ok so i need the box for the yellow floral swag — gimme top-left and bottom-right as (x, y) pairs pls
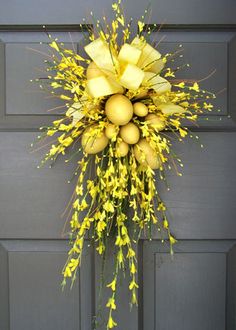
(32, 1), (215, 328)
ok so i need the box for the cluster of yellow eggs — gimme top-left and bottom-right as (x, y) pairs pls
(82, 93), (165, 169)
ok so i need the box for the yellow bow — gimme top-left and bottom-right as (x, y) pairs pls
(84, 37), (171, 98)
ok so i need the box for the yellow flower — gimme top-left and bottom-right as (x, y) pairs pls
(106, 297), (116, 310)
(157, 202), (166, 211)
(70, 212), (79, 229)
(127, 248), (136, 258)
(103, 200), (115, 213)
(107, 279), (117, 291)
(179, 128), (188, 138)
(130, 185), (137, 195)
(97, 220), (106, 232)
(60, 95), (71, 100)
(115, 235), (122, 246)
(192, 102), (200, 109)
(163, 219), (169, 229)
(117, 16), (125, 26)
(112, 3), (118, 10)
(47, 130), (56, 136)
(59, 124), (72, 132)
(117, 250), (124, 264)
(151, 214), (158, 224)
(58, 134), (74, 147)
(51, 81), (61, 88)
(124, 235), (131, 245)
(53, 119), (64, 126)
(77, 199), (88, 211)
(121, 226), (127, 236)
(63, 266), (72, 278)
(49, 41), (60, 52)
(164, 68), (175, 77)
(130, 262), (136, 274)
(107, 316), (117, 329)
(76, 185), (83, 196)
(175, 82), (185, 88)
(49, 145), (59, 156)
(129, 280), (139, 290)
(203, 102), (213, 110)
(132, 291), (138, 305)
(189, 82), (200, 92)
(96, 243), (105, 255)
(68, 258), (79, 272)
(169, 235), (177, 245)
(138, 21), (145, 33)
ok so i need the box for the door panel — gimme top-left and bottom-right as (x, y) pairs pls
(154, 132), (236, 239)
(6, 42), (67, 115)
(0, 0), (236, 329)
(227, 245), (236, 329)
(0, 241), (92, 330)
(0, 132), (236, 239)
(0, 30), (88, 129)
(156, 32), (230, 116)
(143, 241), (236, 330)
(0, 0), (236, 25)
(0, 132), (77, 238)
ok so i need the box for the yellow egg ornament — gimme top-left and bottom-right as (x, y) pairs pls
(134, 138), (160, 169)
(105, 123), (119, 139)
(145, 113), (166, 131)
(133, 102), (149, 117)
(82, 126), (108, 154)
(120, 122), (140, 145)
(86, 61), (104, 79)
(105, 94), (133, 126)
(116, 140), (129, 157)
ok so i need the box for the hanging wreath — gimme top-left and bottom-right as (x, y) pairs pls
(32, 1), (215, 328)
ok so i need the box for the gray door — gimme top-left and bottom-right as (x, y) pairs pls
(0, 1), (236, 329)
